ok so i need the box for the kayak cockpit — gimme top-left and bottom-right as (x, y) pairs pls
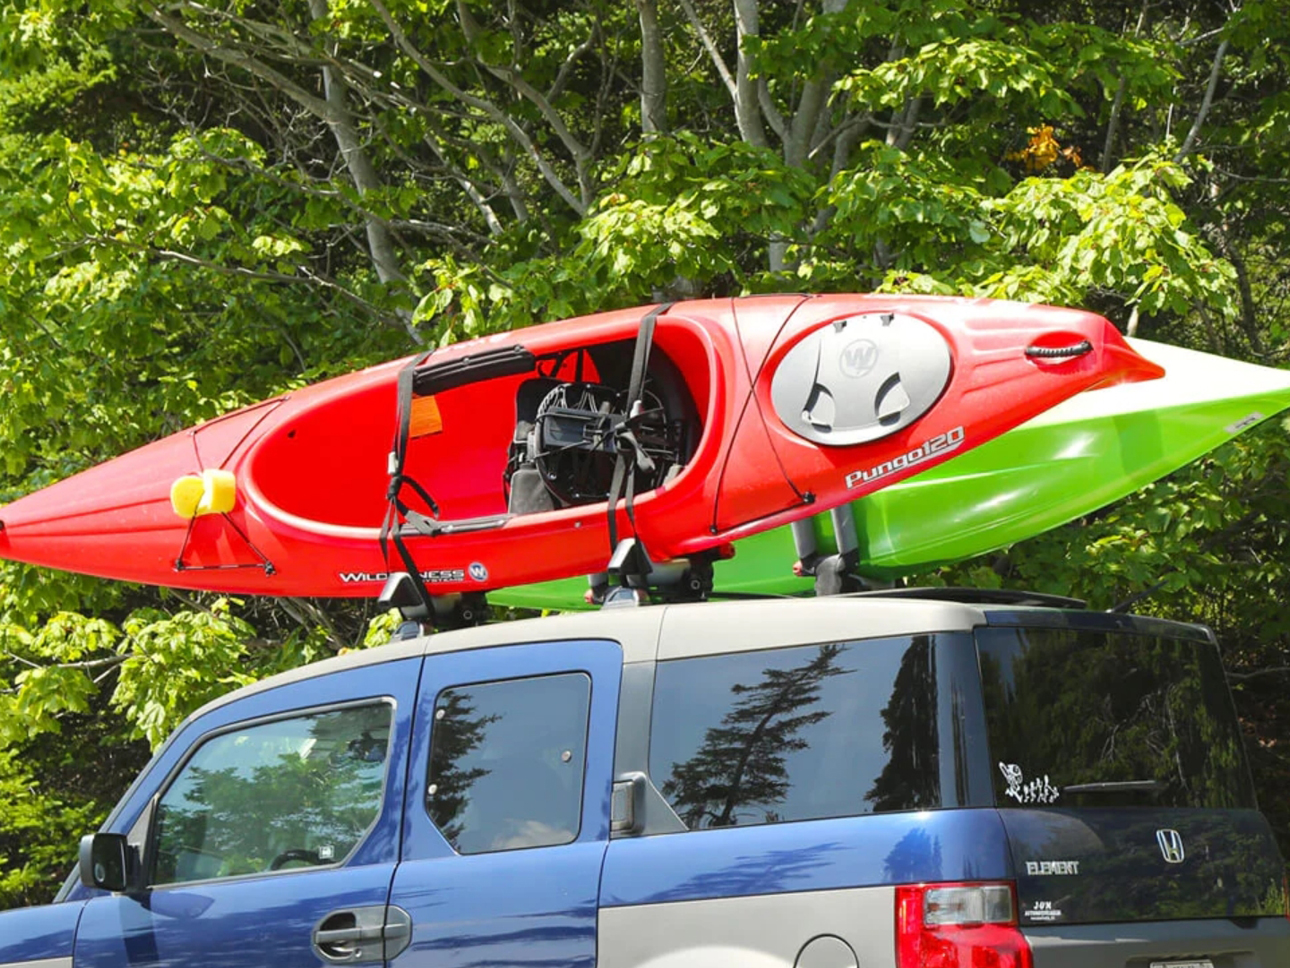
(501, 352), (697, 515)
(246, 328), (708, 533)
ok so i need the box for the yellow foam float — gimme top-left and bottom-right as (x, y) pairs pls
(170, 469), (237, 519)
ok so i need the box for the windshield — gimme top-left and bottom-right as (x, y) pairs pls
(976, 625), (1256, 810)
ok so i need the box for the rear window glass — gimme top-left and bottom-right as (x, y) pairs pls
(977, 627), (1256, 809)
(649, 635), (967, 829)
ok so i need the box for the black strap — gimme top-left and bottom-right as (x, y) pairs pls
(381, 351), (437, 607)
(389, 353), (430, 487)
(605, 444), (629, 553)
(606, 302), (673, 558)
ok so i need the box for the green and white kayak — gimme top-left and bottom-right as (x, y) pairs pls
(490, 339), (1290, 610)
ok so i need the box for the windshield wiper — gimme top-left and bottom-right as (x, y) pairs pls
(1061, 780), (1166, 794)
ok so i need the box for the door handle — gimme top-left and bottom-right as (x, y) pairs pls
(315, 923), (383, 946)
(312, 906), (413, 964)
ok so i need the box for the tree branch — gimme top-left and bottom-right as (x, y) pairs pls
(455, 0), (594, 207)
(1226, 667), (1290, 682)
(365, 0), (587, 216)
(140, 0), (421, 341)
(1174, 37), (1229, 163)
(676, 0), (739, 105)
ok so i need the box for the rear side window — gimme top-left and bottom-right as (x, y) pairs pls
(427, 672), (590, 854)
(977, 626), (1256, 809)
(649, 636), (968, 829)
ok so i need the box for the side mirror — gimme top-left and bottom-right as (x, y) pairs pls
(79, 833), (142, 894)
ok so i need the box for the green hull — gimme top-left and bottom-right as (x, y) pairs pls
(491, 339), (1290, 610)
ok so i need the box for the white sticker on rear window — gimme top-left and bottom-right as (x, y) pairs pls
(1024, 900), (1064, 922)
(999, 762), (1060, 804)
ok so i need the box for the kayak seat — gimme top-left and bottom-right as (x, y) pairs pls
(505, 368), (691, 515)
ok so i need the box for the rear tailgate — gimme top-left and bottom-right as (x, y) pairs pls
(976, 617), (1290, 964)
(1001, 807), (1284, 925)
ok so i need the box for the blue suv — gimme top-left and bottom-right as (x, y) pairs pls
(2, 591), (1287, 967)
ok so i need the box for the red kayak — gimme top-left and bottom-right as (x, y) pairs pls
(0, 294), (1162, 597)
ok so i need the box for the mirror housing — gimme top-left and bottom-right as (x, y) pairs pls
(79, 833), (142, 894)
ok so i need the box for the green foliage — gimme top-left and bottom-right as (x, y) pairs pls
(841, 37), (1078, 118)
(981, 154), (1237, 312)
(114, 600), (259, 748)
(0, 750), (102, 907)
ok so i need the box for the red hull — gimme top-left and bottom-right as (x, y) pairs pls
(0, 295), (1162, 596)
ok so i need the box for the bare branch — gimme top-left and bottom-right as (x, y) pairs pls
(454, 0), (594, 206)
(365, 0), (587, 216)
(676, 0), (739, 104)
(1104, 0), (1151, 172)
(139, 2), (337, 122)
(1175, 37), (1230, 163)
(1226, 667), (1290, 682)
(139, 0), (421, 341)
(758, 78), (788, 142)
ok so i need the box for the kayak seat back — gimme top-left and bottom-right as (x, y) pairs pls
(505, 373), (690, 516)
(507, 380), (625, 512)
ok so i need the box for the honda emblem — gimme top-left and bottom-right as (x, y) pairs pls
(1156, 828), (1185, 864)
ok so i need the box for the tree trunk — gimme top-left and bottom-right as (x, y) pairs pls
(638, 0), (668, 135)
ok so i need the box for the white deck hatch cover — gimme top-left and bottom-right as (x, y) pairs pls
(770, 312), (952, 446)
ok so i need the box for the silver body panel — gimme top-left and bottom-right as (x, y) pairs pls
(599, 885), (894, 968)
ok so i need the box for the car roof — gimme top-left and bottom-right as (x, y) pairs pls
(184, 591), (1211, 724)
(187, 596), (990, 720)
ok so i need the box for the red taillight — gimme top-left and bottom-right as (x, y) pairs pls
(895, 882), (1034, 968)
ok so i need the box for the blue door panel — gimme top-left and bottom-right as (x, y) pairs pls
(70, 657), (422, 968)
(388, 846), (603, 968)
(392, 639), (622, 968)
(600, 808), (1013, 907)
(0, 899), (86, 963)
(399, 640), (621, 861)
(72, 865), (393, 968)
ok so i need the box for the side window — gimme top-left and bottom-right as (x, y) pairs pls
(427, 672), (590, 854)
(649, 637), (946, 829)
(152, 703), (392, 885)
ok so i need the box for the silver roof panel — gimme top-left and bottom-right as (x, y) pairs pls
(183, 596), (989, 723)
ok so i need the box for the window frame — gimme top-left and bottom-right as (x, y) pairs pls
(424, 670), (594, 856)
(142, 696), (398, 889)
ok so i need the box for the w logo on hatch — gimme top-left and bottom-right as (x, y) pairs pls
(1156, 828), (1185, 864)
(840, 339), (880, 378)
